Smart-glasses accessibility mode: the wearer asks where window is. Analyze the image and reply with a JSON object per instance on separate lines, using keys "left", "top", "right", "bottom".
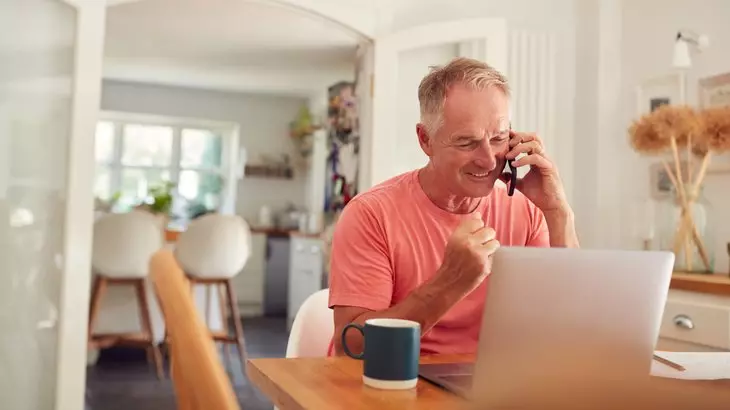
{"left": 94, "top": 112, "right": 237, "bottom": 220}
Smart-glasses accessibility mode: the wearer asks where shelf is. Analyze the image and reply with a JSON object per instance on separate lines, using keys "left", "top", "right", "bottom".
{"left": 244, "top": 165, "right": 293, "bottom": 179}
{"left": 670, "top": 272, "right": 730, "bottom": 297}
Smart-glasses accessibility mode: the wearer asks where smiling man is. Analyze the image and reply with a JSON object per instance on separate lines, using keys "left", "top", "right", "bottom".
{"left": 328, "top": 57, "right": 579, "bottom": 356}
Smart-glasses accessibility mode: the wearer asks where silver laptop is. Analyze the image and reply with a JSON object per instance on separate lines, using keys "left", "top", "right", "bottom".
{"left": 419, "top": 247, "right": 674, "bottom": 405}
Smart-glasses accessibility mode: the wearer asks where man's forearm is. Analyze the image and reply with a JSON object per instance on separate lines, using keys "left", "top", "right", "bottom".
{"left": 544, "top": 207, "right": 580, "bottom": 248}
{"left": 334, "top": 271, "right": 470, "bottom": 355}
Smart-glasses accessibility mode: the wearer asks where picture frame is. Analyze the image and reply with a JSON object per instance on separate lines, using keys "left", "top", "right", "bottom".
{"left": 636, "top": 72, "right": 686, "bottom": 116}
{"left": 649, "top": 160, "right": 691, "bottom": 200}
{"left": 699, "top": 72, "right": 730, "bottom": 108}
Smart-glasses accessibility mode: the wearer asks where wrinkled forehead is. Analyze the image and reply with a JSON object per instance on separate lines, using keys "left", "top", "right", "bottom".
{"left": 441, "top": 85, "right": 511, "bottom": 131}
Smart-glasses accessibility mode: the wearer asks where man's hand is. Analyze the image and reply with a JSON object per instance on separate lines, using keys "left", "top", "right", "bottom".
{"left": 500, "top": 131, "right": 569, "bottom": 214}
{"left": 435, "top": 212, "right": 500, "bottom": 293}
{"left": 333, "top": 213, "right": 500, "bottom": 356}
{"left": 500, "top": 131, "right": 579, "bottom": 248}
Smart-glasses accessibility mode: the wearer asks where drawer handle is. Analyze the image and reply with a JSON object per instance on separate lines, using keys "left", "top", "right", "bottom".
{"left": 673, "top": 314, "right": 694, "bottom": 330}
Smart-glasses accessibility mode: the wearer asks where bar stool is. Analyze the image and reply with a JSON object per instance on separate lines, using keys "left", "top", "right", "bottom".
{"left": 174, "top": 213, "right": 251, "bottom": 373}
{"left": 88, "top": 210, "right": 165, "bottom": 379}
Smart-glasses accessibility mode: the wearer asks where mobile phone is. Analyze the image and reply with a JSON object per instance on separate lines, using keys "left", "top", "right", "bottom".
{"left": 507, "top": 159, "right": 517, "bottom": 196}
{"left": 506, "top": 124, "right": 517, "bottom": 196}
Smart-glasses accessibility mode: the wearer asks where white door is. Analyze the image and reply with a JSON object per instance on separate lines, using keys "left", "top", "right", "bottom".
{"left": 360, "top": 18, "right": 508, "bottom": 189}
{"left": 0, "top": 1, "right": 106, "bottom": 409}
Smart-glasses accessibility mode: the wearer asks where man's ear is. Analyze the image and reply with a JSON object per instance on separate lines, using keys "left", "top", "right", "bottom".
{"left": 416, "top": 123, "right": 434, "bottom": 157}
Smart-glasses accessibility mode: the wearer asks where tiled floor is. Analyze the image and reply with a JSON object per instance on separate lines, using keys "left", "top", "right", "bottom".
{"left": 85, "top": 316, "right": 289, "bottom": 410}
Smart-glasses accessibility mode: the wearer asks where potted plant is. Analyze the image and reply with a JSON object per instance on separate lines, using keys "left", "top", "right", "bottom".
{"left": 147, "top": 181, "right": 176, "bottom": 216}
{"left": 134, "top": 181, "right": 177, "bottom": 234}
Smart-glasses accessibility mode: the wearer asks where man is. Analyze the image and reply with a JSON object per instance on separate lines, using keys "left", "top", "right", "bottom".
{"left": 328, "top": 57, "right": 579, "bottom": 356}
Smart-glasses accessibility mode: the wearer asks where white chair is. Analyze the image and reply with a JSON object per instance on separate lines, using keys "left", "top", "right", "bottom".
{"left": 88, "top": 210, "right": 165, "bottom": 379}
{"left": 285, "top": 289, "right": 333, "bottom": 358}
{"left": 174, "top": 213, "right": 251, "bottom": 372}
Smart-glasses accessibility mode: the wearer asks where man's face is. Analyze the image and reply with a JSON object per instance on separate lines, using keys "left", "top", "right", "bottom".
{"left": 418, "top": 83, "right": 511, "bottom": 198}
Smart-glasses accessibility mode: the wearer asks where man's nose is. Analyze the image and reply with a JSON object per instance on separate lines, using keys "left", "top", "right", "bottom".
{"left": 472, "top": 141, "right": 498, "bottom": 171}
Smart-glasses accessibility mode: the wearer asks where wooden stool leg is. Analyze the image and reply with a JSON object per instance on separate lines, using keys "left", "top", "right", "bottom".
{"left": 224, "top": 279, "right": 247, "bottom": 371}
{"left": 218, "top": 282, "right": 232, "bottom": 372}
{"left": 205, "top": 283, "right": 212, "bottom": 326}
{"left": 88, "top": 276, "right": 108, "bottom": 345}
{"left": 135, "top": 279, "right": 165, "bottom": 379}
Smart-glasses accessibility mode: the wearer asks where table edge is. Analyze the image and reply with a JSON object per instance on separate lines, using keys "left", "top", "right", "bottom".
{"left": 246, "top": 359, "right": 309, "bottom": 410}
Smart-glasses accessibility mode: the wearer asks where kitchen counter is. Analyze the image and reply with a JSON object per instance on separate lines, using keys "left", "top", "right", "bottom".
{"left": 165, "top": 226, "right": 322, "bottom": 242}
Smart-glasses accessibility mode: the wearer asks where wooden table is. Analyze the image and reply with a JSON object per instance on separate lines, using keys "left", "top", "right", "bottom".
{"left": 247, "top": 353, "right": 730, "bottom": 410}
{"left": 246, "top": 354, "right": 469, "bottom": 410}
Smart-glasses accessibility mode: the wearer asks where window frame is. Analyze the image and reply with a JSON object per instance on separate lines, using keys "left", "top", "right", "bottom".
{"left": 96, "top": 110, "right": 241, "bottom": 215}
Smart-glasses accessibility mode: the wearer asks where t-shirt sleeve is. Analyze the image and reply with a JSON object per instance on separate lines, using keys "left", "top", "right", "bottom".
{"left": 328, "top": 198, "right": 393, "bottom": 311}
{"left": 525, "top": 203, "right": 550, "bottom": 248}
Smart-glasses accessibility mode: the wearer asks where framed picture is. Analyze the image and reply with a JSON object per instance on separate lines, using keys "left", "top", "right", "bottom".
{"left": 636, "top": 72, "right": 686, "bottom": 116}
{"left": 699, "top": 72, "right": 730, "bottom": 108}
{"left": 649, "top": 160, "right": 691, "bottom": 200}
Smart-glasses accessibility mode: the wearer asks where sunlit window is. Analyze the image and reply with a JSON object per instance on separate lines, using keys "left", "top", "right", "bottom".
{"left": 93, "top": 115, "right": 229, "bottom": 220}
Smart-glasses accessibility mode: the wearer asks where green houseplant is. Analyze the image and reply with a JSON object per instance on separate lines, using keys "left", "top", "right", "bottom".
{"left": 146, "top": 181, "right": 176, "bottom": 216}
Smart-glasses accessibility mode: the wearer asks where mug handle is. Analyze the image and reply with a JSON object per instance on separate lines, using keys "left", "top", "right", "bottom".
{"left": 341, "top": 323, "right": 365, "bottom": 360}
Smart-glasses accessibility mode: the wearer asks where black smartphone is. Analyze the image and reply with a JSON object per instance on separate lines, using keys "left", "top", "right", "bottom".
{"left": 506, "top": 124, "right": 517, "bottom": 196}
{"left": 507, "top": 159, "right": 517, "bottom": 196}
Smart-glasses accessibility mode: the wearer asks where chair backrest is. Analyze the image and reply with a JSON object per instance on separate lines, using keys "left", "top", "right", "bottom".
{"left": 174, "top": 213, "right": 251, "bottom": 278}
{"left": 285, "top": 289, "right": 333, "bottom": 358}
{"left": 149, "top": 249, "right": 240, "bottom": 410}
{"left": 92, "top": 210, "right": 163, "bottom": 278}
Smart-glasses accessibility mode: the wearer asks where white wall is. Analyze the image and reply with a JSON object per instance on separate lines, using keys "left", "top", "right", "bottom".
{"left": 571, "top": 0, "right": 626, "bottom": 249}
{"left": 618, "top": 0, "right": 730, "bottom": 271}
{"left": 100, "top": 80, "right": 312, "bottom": 223}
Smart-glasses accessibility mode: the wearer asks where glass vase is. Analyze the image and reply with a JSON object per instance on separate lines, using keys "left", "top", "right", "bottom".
{"left": 656, "top": 187, "right": 715, "bottom": 273}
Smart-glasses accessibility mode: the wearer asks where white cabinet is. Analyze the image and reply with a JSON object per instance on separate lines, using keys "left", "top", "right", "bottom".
{"left": 288, "top": 236, "right": 325, "bottom": 329}
{"left": 657, "top": 289, "right": 730, "bottom": 352}
{"left": 232, "top": 232, "right": 266, "bottom": 316}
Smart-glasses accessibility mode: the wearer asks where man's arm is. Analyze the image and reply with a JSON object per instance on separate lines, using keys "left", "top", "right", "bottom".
{"left": 333, "top": 265, "right": 472, "bottom": 356}
{"left": 544, "top": 206, "right": 580, "bottom": 248}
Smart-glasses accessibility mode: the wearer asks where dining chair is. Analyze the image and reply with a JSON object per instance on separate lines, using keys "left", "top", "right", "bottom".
{"left": 174, "top": 213, "right": 251, "bottom": 372}
{"left": 285, "top": 289, "right": 333, "bottom": 358}
{"left": 150, "top": 249, "right": 240, "bottom": 410}
{"left": 272, "top": 289, "right": 333, "bottom": 410}
{"left": 88, "top": 210, "right": 165, "bottom": 379}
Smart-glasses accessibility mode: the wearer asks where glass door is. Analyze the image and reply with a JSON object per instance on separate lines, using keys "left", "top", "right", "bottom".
{"left": 0, "top": 1, "right": 105, "bottom": 409}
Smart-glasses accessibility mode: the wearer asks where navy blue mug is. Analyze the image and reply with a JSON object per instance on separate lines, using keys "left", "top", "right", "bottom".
{"left": 341, "top": 318, "right": 421, "bottom": 390}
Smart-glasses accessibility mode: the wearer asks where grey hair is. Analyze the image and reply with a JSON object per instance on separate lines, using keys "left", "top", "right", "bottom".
{"left": 417, "top": 57, "right": 510, "bottom": 135}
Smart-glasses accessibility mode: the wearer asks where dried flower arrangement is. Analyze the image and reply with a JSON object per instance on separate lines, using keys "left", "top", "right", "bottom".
{"left": 628, "top": 104, "right": 730, "bottom": 271}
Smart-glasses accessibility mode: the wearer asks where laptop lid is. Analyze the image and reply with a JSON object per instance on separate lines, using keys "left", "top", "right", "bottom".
{"left": 471, "top": 247, "right": 674, "bottom": 407}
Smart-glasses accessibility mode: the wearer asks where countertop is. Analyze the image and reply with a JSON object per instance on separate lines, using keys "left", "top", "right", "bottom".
{"left": 164, "top": 226, "right": 322, "bottom": 242}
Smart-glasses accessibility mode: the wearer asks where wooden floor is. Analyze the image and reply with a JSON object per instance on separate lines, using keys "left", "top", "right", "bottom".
{"left": 85, "top": 316, "right": 288, "bottom": 410}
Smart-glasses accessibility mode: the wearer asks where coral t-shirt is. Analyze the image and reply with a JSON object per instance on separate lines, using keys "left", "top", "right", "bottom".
{"left": 327, "top": 170, "right": 550, "bottom": 355}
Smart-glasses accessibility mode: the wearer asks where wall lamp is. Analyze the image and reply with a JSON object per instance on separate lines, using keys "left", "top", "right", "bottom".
{"left": 673, "top": 30, "right": 710, "bottom": 68}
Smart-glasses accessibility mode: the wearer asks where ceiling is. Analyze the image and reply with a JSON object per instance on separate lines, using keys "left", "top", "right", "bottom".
{"left": 103, "top": 0, "right": 362, "bottom": 94}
